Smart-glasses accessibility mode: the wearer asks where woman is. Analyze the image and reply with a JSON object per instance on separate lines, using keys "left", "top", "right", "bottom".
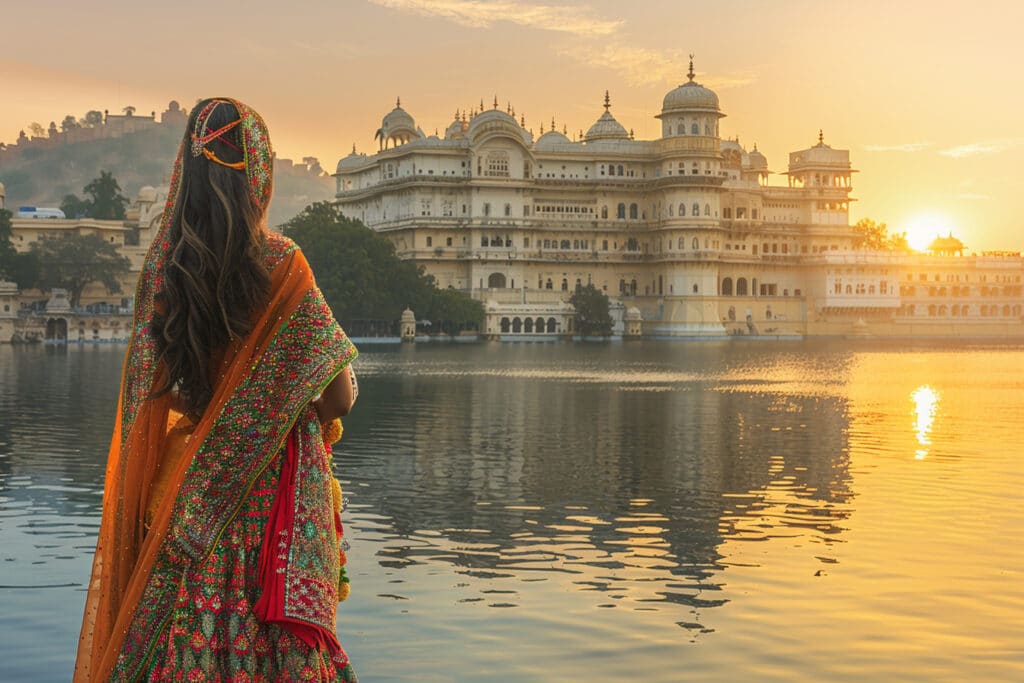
{"left": 75, "top": 98, "right": 358, "bottom": 681}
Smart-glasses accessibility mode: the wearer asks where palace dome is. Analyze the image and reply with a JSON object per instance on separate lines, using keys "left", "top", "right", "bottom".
{"left": 662, "top": 81, "right": 719, "bottom": 114}
{"left": 468, "top": 108, "right": 531, "bottom": 147}
{"left": 137, "top": 185, "right": 157, "bottom": 203}
{"left": 445, "top": 112, "right": 469, "bottom": 139}
{"left": 336, "top": 146, "right": 366, "bottom": 172}
{"left": 747, "top": 146, "right": 768, "bottom": 170}
{"left": 382, "top": 103, "right": 415, "bottom": 132}
{"left": 535, "top": 129, "right": 571, "bottom": 151}
{"left": 661, "top": 60, "right": 720, "bottom": 115}
{"left": 585, "top": 111, "right": 628, "bottom": 143}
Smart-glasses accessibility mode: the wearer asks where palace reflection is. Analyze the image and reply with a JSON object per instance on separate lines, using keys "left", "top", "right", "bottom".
{"left": 336, "top": 343, "right": 856, "bottom": 619}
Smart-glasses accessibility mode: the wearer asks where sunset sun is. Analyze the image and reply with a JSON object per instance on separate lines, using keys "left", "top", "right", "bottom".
{"left": 902, "top": 213, "right": 956, "bottom": 252}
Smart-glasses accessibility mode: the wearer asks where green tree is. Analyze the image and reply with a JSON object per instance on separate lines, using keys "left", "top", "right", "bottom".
{"left": 569, "top": 284, "right": 613, "bottom": 337}
{"left": 284, "top": 202, "right": 482, "bottom": 329}
{"left": 82, "top": 110, "right": 104, "bottom": 127}
{"left": 31, "top": 233, "right": 131, "bottom": 308}
{"left": 60, "top": 115, "right": 79, "bottom": 133}
{"left": 853, "top": 218, "right": 910, "bottom": 252}
{"left": 60, "top": 193, "right": 91, "bottom": 219}
{"left": 0, "top": 209, "right": 40, "bottom": 290}
{"left": 82, "top": 170, "right": 129, "bottom": 220}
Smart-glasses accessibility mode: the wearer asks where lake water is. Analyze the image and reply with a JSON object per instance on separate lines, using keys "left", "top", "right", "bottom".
{"left": 0, "top": 341, "right": 1022, "bottom": 682}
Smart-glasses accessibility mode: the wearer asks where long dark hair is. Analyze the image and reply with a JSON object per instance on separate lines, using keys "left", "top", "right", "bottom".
{"left": 151, "top": 98, "right": 271, "bottom": 415}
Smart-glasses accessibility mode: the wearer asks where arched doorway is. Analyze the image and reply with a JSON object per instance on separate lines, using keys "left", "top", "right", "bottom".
{"left": 721, "top": 277, "right": 733, "bottom": 296}
{"left": 488, "top": 272, "right": 506, "bottom": 288}
{"left": 736, "top": 278, "right": 748, "bottom": 296}
{"left": 45, "top": 317, "right": 68, "bottom": 342}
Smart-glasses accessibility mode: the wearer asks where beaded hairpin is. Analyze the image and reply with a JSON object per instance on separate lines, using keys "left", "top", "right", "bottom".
{"left": 190, "top": 100, "right": 245, "bottom": 170}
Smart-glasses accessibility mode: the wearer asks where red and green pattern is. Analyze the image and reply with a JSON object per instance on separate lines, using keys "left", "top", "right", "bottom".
{"left": 140, "top": 452, "right": 357, "bottom": 682}
{"left": 110, "top": 233, "right": 357, "bottom": 680}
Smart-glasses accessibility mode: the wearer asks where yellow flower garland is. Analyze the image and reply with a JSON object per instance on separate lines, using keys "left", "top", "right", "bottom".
{"left": 322, "top": 417, "right": 351, "bottom": 601}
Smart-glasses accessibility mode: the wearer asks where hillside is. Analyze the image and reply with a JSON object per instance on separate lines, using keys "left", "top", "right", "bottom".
{"left": 0, "top": 122, "right": 334, "bottom": 227}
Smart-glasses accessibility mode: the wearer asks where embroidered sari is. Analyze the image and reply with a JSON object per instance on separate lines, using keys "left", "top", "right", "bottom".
{"left": 75, "top": 99, "right": 357, "bottom": 682}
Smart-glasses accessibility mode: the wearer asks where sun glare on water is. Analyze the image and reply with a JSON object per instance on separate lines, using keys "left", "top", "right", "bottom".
{"left": 902, "top": 213, "right": 955, "bottom": 252}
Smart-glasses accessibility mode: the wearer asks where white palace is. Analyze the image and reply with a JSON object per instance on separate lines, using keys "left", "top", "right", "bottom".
{"left": 330, "top": 62, "right": 1019, "bottom": 339}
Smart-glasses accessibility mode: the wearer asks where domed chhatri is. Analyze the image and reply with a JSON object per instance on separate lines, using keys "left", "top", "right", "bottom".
{"left": 747, "top": 144, "right": 768, "bottom": 170}
{"left": 660, "top": 55, "right": 721, "bottom": 115}
{"left": 377, "top": 97, "right": 420, "bottom": 150}
{"left": 584, "top": 91, "right": 630, "bottom": 143}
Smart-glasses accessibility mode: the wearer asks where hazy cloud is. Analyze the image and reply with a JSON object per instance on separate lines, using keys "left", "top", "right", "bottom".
{"left": 562, "top": 43, "right": 756, "bottom": 89}
{"left": 939, "top": 139, "right": 1023, "bottom": 158}
{"left": 368, "top": 0, "right": 622, "bottom": 36}
{"left": 863, "top": 142, "right": 932, "bottom": 152}
{"left": 368, "top": 1, "right": 754, "bottom": 90}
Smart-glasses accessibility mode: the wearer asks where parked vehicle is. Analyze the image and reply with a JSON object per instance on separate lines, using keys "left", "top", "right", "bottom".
{"left": 17, "top": 206, "right": 66, "bottom": 219}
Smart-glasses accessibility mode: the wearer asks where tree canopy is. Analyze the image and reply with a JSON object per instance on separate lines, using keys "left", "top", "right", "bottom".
{"left": 569, "top": 284, "right": 613, "bottom": 337}
{"left": 30, "top": 232, "right": 131, "bottom": 308}
{"left": 853, "top": 218, "right": 910, "bottom": 252}
{"left": 60, "top": 170, "right": 129, "bottom": 220}
{"left": 283, "top": 202, "right": 483, "bottom": 331}
{"left": 0, "top": 209, "right": 40, "bottom": 290}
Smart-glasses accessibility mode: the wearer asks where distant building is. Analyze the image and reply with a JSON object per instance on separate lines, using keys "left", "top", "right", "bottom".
{"left": 0, "top": 101, "right": 188, "bottom": 163}
{"left": 333, "top": 62, "right": 1023, "bottom": 338}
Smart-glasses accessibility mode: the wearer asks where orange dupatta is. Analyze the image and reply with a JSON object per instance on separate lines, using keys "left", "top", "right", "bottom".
{"left": 74, "top": 99, "right": 355, "bottom": 681}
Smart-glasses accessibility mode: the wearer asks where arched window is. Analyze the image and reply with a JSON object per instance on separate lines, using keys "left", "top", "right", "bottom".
{"left": 692, "top": 237, "right": 699, "bottom": 250}
{"left": 736, "top": 278, "right": 748, "bottom": 296}
{"left": 561, "top": 278, "right": 568, "bottom": 291}
{"left": 488, "top": 272, "right": 506, "bottom": 288}
{"left": 545, "top": 279, "right": 553, "bottom": 289}
{"left": 679, "top": 203, "right": 686, "bottom": 217}
{"left": 630, "top": 279, "right": 637, "bottom": 295}
{"left": 629, "top": 203, "right": 638, "bottom": 219}
{"left": 617, "top": 203, "right": 626, "bottom": 219}
{"left": 512, "top": 317, "right": 522, "bottom": 333}
{"left": 601, "top": 205, "right": 608, "bottom": 219}
{"left": 705, "top": 123, "right": 711, "bottom": 135}
{"left": 678, "top": 237, "right": 684, "bottom": 249}
{"left": 546, "top": 317, "right": 557, "bottom": 333}
{"left": 575, "top": 278, "right": 582, "bottom": 292}
{"left": 536, "top": 316, "right": 545, "bottom": 331}
{"left": 560, "top": 239, "right": 570, "bottom": 249}
{"left": 846, "top": 285, "right": 852, "bottom": 294}
{"left": 693, "top": 284, "right": 699, "bottom": 294}
{"left": 668, "top": 203, "right": 674, "bottom": 217}
{"left": 722, "top": 277, "right": 733, "bottom": 295}
{"left": 617, "top": 164, "right": 624, "bottom": 176}
{"left": 692, "top": 203, "right": 700, "bottom": 216}
{"left": 524, "top": 317, "right": 533, "bottom": 333}
{"left": 704, "top": 204, "right": 711, "bottom": 216}
{"left": 691, "top": 122, "right": 699, "bottom": 135}
{"left": 677, "top": 123, "right": 685, "bottom": 135}
{"left": 627, "top": 238, "right": 639, "bottom": 251}
{"left": 500, "top": 317, "right": 510, "bottom": 333}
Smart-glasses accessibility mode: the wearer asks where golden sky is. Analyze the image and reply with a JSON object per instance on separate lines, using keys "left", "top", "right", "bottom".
{"left": 1, "top": 0, "right": 1022, "bottom": 251}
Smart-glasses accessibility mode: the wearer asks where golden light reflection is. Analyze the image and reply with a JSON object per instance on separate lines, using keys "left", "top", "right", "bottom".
{"left": 911, "top": 385, "right": 940, "bottom": 459}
